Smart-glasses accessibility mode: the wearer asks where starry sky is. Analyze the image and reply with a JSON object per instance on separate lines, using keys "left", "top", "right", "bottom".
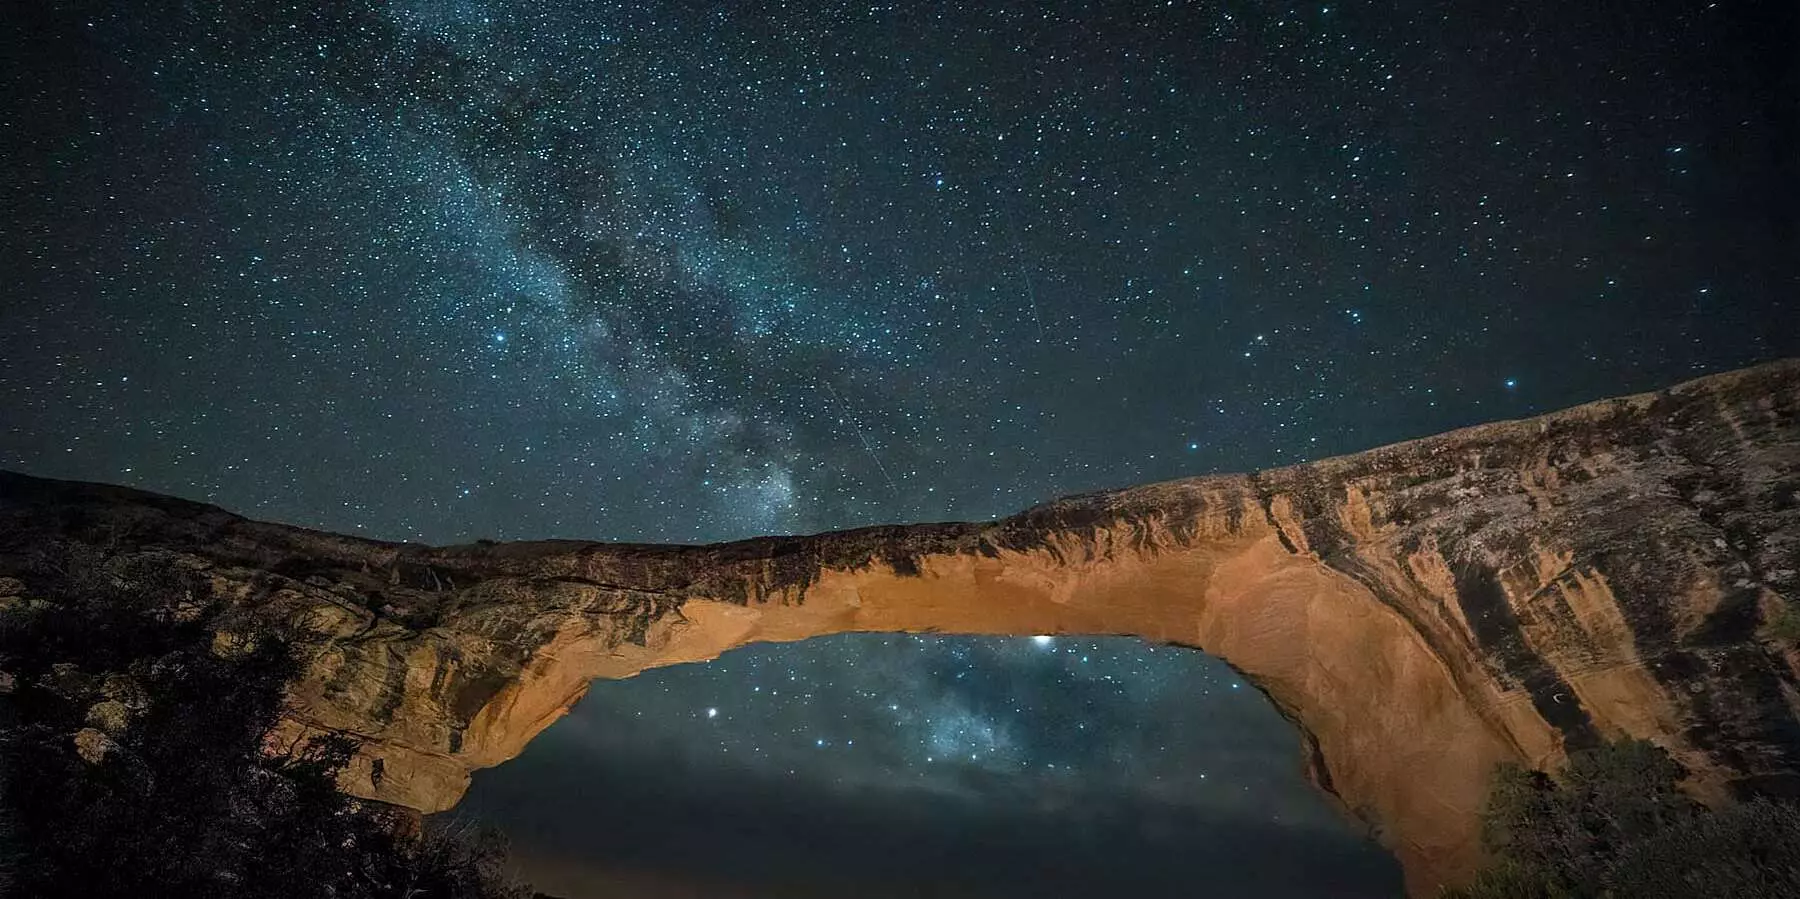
{"left": 3, "top": 0, "right": 1796, "bottom": 896}
{"left": 462, "top": 635, "right": 1401, "bottom": 897}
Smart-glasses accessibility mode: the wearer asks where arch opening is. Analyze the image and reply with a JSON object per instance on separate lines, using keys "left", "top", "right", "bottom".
{"left": 454, "top": 633, "right": 1404, "bottom": 898}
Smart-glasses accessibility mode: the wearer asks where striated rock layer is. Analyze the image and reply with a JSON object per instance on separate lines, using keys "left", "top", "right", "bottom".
{"left": 3, "top": 360, "right": 1799, "bottom": 896}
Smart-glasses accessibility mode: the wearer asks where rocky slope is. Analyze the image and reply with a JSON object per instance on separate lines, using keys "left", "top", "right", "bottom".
{"left": 2, "top": 359, "right": 1797, "bottom": 896}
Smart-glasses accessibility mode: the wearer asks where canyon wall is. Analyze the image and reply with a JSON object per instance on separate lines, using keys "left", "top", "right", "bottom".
{"left": 2, "top": 359, "right": 1797, "bottom": 896}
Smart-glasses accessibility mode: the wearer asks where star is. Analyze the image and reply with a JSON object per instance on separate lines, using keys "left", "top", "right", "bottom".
{"left": 7, "top": 1, "right": 1794, "bottom": 895}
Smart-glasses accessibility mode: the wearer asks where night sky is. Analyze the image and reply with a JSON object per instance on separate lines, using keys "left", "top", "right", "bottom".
{"left": 462, "top": 635, "right": 1401, "bottom": 897}
{"left": 3, "top": 0, "right": 1796, "bottom": 896}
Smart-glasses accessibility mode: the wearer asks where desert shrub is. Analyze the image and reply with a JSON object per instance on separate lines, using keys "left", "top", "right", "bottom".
{"left": 1443, "top": 857, "right": 1572, "bottom": 899}
{"left": 1604, "top": 798, "right": 1800, "bottom": 899}
{"left": 1444, "top": 739, "right": 1800, "bottom": 899}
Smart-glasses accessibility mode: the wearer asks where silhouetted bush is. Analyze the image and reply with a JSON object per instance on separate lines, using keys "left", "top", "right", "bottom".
{"left": 1605, "top": 798, "right": 1800, "bottom": 898}
{"left": 1444, "top": 738, "right": 1800, "bottom": 899}
{"left": 0, "top": 543, "right": 534, "bottom": 899}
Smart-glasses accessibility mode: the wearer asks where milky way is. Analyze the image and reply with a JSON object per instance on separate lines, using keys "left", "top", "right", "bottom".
{"left": 4, "top": 0, "right": 1795, "bottom": 896}
{"left": 8, "top": 0, "right": 1794, "bottom": 545}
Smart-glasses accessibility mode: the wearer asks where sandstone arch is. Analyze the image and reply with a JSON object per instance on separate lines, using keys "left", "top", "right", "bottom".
{"left": 490, "top": 521, "right": 1531, "bottom": 898}
{"left": 3, "top": 359, "right": 1796, "bottom": 897}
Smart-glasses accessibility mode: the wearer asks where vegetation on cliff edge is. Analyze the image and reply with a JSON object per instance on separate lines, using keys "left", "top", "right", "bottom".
{"left": 0, "top": 542, "right": 536, "bottom": 899}
{"left": 1444, "top": 738, "right": 1800, "bottom": 899}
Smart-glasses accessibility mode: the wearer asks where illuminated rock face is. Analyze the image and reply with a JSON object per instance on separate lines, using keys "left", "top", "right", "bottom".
{"left": 3, "top": 359, "right": 1797, "bottom": 896}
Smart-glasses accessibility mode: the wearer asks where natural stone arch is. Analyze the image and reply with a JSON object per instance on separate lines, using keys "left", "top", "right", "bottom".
{"left": 420, "top": 523, "right": 1534, "bottom": 899}
{"left": 5, "top": 358, "right": 1796, "bottom": 899}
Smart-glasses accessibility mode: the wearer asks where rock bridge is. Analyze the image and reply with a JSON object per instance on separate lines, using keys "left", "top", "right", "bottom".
{"left": 3, "top": 359, "right": 1796, "bottom": 896}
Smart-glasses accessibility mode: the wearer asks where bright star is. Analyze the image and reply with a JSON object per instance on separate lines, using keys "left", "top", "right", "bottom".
{"left": 706, "top": 707, "right": 718, "bottom": 719}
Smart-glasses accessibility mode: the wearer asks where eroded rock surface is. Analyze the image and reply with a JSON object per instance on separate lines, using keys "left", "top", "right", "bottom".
{"left": 2, "top": 359, "right": 1797, "bottom": 896}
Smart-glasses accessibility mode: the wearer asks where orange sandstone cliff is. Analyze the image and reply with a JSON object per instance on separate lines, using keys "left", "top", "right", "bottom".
{"left": 2, "top": 359, "right": 1797, "bottom": 896}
